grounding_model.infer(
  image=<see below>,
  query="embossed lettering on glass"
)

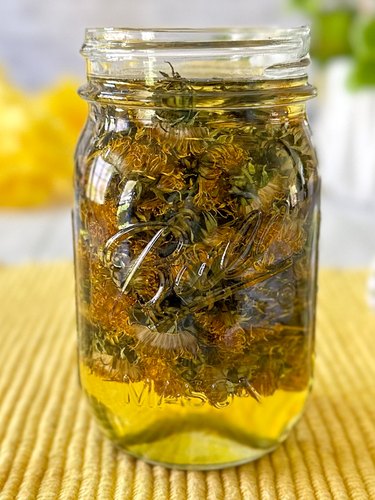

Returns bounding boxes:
[73,27,320,469]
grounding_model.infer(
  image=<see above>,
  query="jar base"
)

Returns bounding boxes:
[116,441,278,471]
[81,362,309,470]
[115,432,281,471]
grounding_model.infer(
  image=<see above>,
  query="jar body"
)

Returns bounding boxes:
[74,29,319,468]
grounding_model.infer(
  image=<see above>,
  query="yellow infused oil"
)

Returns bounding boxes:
[80,362,309,469]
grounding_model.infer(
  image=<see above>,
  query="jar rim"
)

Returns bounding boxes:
[82,26,310,54]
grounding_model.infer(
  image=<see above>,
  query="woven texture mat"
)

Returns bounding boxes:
[0,263,375,499]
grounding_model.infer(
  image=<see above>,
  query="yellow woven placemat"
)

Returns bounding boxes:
[0,263,375,499]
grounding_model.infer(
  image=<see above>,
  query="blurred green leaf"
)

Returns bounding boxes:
[289,0,375,87]
[349,16,375,88]
[351,16,375,57]
[349,59,375,88]
[289,0,321,14]
[311,9,356,61]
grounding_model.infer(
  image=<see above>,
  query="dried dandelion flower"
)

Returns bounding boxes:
[142,356,190,397]
[89,352,144,383]
[199,142,248,175]
[149,123,210,157]
[86,259,136,335]
[131,324,198,356]
[194,177,228,211]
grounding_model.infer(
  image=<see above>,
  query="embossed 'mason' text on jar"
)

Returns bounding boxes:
[73,27,320,470]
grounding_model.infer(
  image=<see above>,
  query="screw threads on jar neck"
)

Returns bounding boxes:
[80,27,316,108]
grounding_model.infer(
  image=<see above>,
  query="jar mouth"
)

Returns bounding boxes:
[82,26,310,53]
[82,26,312,80]
[80,26,315,108]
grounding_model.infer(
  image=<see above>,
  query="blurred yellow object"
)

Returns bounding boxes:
[0,72,86,207]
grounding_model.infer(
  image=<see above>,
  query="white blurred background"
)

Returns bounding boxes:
[1,0,375,268]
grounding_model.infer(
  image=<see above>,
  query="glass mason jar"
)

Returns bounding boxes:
[73,27,320,470]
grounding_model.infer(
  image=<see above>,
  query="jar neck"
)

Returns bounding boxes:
[80,27,316,110]
[80,76,315,112]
